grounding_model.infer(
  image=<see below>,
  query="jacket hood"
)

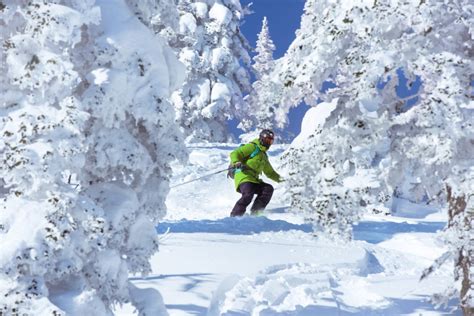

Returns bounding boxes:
[252,138,269,151]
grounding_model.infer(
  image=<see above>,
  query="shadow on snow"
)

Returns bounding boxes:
[254,296,460,316]
[353,220,446,244]
[157,217,444,243]
[156,216,312,235]
[129,273,215,315]
[165,304,208,315]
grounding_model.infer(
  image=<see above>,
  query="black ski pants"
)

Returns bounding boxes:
[231,182,274,217]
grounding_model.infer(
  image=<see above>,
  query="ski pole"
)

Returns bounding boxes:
[170,167,230,189]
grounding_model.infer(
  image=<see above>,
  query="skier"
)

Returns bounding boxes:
[229,129,282,217]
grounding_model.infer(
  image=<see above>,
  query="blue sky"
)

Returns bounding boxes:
[240,0,305,59]
[230,0,308,140]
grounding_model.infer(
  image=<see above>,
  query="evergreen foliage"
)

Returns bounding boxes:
[0,0,185,313]
[279,0,473,311]
[243,17,283,133]
[172,0,252,142]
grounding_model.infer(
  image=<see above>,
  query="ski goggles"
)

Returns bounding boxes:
[262,134,274,144]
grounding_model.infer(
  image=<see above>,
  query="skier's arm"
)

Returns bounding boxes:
[263,161,282,183]
[230,143,257,165]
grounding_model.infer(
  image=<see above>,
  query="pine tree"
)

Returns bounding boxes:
[253,17,275,80]
[0,2,95,312]
[172,0,252,143]
[0,0,185,313]
[244,17,282,133]
[279,0,473,311]
[271,0,338,111]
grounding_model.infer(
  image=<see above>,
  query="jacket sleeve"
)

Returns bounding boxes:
[230,143,257,164]
[263,160,282,183]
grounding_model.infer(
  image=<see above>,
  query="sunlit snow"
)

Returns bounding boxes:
[116,142,459,316]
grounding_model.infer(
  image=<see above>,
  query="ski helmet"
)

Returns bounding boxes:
[259,129,275,147]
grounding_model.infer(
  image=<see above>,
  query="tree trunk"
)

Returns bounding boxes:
[446,185,473,316]
[459,251,473,316]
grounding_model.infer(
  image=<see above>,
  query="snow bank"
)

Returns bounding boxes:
[128,284,168,316]
[391,197,440,218]
[208,243,384,316]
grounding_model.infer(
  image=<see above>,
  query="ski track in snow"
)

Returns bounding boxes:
[116,144,460,316]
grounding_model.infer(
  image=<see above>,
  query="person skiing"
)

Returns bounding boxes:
[229,129,282,217]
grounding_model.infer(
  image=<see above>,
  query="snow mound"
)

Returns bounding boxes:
[391,197,440,218]
[128,284,168,316]
[207,240,386,315]
[209,258,386,316]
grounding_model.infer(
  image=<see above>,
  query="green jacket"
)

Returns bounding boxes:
[230,139,282,190]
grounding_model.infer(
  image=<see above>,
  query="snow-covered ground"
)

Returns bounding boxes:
[116,143,460,316]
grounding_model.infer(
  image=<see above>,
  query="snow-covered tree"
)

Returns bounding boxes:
[279,0,473,312]
[279,0,393,239]
[244,16,282,132]
[171,0,252,142]
[126,0,180,45]
[1,2,96,313]
[253,16,275,79]
[281,96,391,240]
[268,0,343,114]
[371,2,473,312]
[0,0,185,314]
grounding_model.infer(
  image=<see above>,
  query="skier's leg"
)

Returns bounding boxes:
[231,182,256,217]
[250,182,274,214]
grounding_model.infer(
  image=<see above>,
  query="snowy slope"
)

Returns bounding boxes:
[115,143,459,316]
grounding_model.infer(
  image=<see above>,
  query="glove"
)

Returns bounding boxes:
[233,162,243,169]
